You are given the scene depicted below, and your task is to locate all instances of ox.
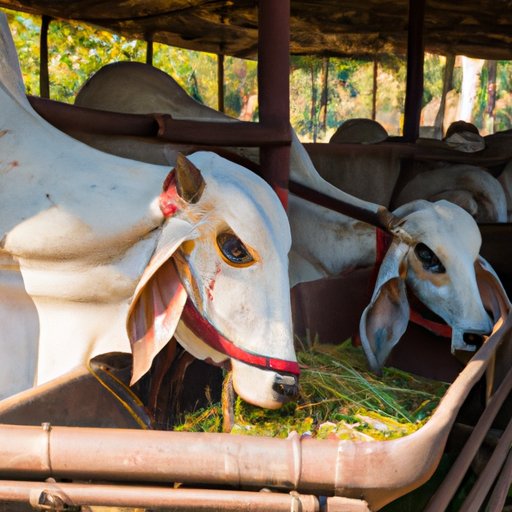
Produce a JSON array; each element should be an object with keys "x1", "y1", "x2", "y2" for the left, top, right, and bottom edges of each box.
[
  {"x1": 70, "y1": 61, "x2": 504, "y2": 373},
  {"x1": 0, "y1": 14, "x2": 298, "y2": 408},
  {"x1": 324, "y1": 118, "x2": 507, "y2": 223}
]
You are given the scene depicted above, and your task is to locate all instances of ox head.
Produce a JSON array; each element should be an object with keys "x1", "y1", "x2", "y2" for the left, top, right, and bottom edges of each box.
[
  {"x1": 359, "y1": 199, "x2": 502, "y2": 374},
  {"x1": 127, "y1": 151, "x2": 298, "y2": 409}
]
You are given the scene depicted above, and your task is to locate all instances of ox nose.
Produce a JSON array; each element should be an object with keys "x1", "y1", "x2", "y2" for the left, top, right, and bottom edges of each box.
[
  {"x1": 463, "y1": 332, "x2": 485, "y2": 349},
  {"x1": 272, "y1": 373, "x2": 299, "y2": 401}
]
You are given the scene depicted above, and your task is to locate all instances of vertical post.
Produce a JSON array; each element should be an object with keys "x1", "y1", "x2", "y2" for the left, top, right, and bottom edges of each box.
[
  {"x1": 39, "y1": 15, "x2": 51, "y2": 99},
  {"x1": 434, "y1": 54, "x2": 455, "y2": 137},
  {"x1": 403, "y1": 0, "x2": 425, "y2": 142},
  {"x1": 217, "y1": 54, "x2": 225, "y2": 113},
  {"x1": 146, "y1": 38, "x2": 153, "y2": 66},
  {"x1": 371, "y1": 59, "x2": 378, "y2": 121},
  {"x1": 310, "y1": 62, "x2": 317, "y2": 142},
  {"x1": 319, "y1": 57, "x2": 329, "y2": 135},
  {"x1": 258, "y1": 0, "x2": 291, "y2": 209},
  {"x1": 486, "y1": 60, "x2": 497, "y2": 134}
]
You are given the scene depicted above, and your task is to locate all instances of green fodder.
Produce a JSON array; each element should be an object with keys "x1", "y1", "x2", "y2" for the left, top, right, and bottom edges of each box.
[{"x1": 174, "y1": 340, "x2": 449, "y2": 441}]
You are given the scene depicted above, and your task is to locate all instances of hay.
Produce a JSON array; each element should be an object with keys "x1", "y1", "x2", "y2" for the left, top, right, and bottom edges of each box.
[{"x1": 174, "y1": 340, "x2": 448, "y2": 441}]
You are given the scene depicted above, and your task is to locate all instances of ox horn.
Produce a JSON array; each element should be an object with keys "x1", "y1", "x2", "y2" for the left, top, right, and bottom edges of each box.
[{"x1": 175, "y1": 153, "x2": 206, "y2": 204}]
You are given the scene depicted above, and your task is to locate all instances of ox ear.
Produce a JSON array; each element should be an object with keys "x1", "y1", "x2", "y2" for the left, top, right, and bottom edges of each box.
[
  {"x1": 175, "y1": 153, "x2": 205, "y2": 204},
  {"x1": 359, "y1": 241, "x2": 410, "y2": 374},
  {"x1": 475, "y1": 256, "x2": 511, "y2": 325},
  {"x1": 127, "y1": 218, "x2": 194, "y2": 385}
]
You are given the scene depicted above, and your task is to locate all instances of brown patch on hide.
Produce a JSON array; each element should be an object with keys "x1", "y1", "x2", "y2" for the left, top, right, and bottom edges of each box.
[
  {"x1": 0, "y1": 129, "x2": 9, "y2": 138},
  {"x1": 174, "y1": 250, "x2": 203, "y2": 311},
  {"x1": 385, "y1": 278, "x2": 403, "y2": 305},
  {"x1": 207, "y1": 262, "x2": 221, "y2": 302},
  {"x1": 180, "y1": 240, "x2": 195, "y2": 255},
  {"x1": 0, "y1": 160, "x2": 19, "y2": 174}
]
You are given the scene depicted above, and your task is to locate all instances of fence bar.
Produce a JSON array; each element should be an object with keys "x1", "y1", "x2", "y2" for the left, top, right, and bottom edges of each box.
[
  {"x1": 403, "y1": 0, "x2": 425, "y2": 141},
  {"x1": 258, "y1": 0, "x2": 291, "y2": 207},
  {"x1": 424, "y1": 364, "x2": 512, "y2": 511},
  {"x1": 39, "y1": 15, "x2": 51, "y2": 99}
]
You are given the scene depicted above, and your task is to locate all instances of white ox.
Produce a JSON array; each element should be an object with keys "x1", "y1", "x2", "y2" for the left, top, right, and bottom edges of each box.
[
  {"x1": 0, "y1": 14, "x2": 299, "y2": 408},
  {"x1": 322, "y1": 119, "x2": 507, "y2": 223},
  {"x1": 71, "y1": 61, "x2": 503, "y2": 373}
]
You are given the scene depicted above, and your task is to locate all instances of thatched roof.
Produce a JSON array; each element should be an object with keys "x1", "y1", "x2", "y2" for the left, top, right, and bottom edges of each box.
[{"x1": 1, "y1": 0, "x2": 511, "y2": 60}]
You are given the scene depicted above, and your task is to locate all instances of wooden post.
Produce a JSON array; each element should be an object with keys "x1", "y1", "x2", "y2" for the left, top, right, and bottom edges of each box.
[
  {"x1": 403, "y1": 0, "x2": 425, "y2": 142},
  {"x1": 258, "y1": 0, "x2": 291, "y2": 208},
  {"x1": 146, "y1": 38, "x2": 153, "y2": 66},
  {"x1": 310, "y1": 62, "x2": 317, "y2": 142},
  {"x1": 217, "y1": 54, "x2": 225, "y2": 113},
  {"x1": 39, "y1": 15, "x2": 51, "y2": 99},
  {"x1": 486, "y1": 60, "x2": 497, "y2": 134},
  {"x1": 371, "y1": 59, "x2": 378, "y2": 121},
  {"x1": 319, "y1": 57, "x2": 329, "y2": 135}
]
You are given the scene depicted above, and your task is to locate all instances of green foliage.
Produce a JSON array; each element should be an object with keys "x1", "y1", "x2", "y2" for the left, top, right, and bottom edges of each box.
[
  {"x1": 4, "y1": 8, "x2": 511, "y2": 137},
  {"x1": 5, "y1": 10, "x2": 40, "y2": 96},
  {"x1": 423, "y1": 53, "x2": 445, "y2": 106}
]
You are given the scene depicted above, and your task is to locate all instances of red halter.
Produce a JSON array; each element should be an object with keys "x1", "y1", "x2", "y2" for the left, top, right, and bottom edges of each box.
[{"x1": 181, "y1": 299, "x2": 300, "y2": 375}]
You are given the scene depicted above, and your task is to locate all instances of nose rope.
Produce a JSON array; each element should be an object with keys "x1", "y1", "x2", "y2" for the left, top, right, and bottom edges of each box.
[{"x1": 181, "y1": 298, "x2": 301, "y2": 376}]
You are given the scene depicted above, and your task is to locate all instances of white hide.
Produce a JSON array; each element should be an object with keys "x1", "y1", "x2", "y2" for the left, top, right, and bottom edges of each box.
[
  {"x1": 0, "y1": 15, "x2": 296, "y2": 409},
  {"x1": 360, "y1": 200, "x2": 493, "y2": 373},
  {"x1": 69, "y1": 61, "x2": 496, "y2": 370},
  {"x1": 72, "y1": 61, "x2": 384, "y2": 286},
  {"x1": 393, "y1": 164, "x2": 508, "y2": 223},
  {"x1": 498, "y1": 160, "x2": 512, "y2": 222},
  {"x1": 317, "y1": 119, "x2": 504, "y2": 222}
]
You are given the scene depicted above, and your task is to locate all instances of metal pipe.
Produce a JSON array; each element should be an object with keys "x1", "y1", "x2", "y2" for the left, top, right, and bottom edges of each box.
[
  {"x1": 0, "y1": 481, "x2": 322, "y2": 511},
  {"x1": 0, "y1": 480, "x2": 373, "y2": 511},
  {"x1": 217, "y1": 54, "x2": 225, "y2": 113},
  {"x1": 0, "y1": 317, "x2": 508, "y2": 511},
  {"x1": 146, "y1": 38, "x2": 153, "y2": 66},
  {"x1": 486, "y1": 447, "x2": 512, "y2": 512},
  {"x1": 39, "y1": 15, "x2": 51, "y2": 99},
  {"x1": 258, "y1": 0, "x2": 291, "y2": 208},
  {"x1": 28, "y1": 96, "x2": 291, "y2": 147},
  {"x1": 403, "y1": 0, "x2": 425, "y2": 141}
]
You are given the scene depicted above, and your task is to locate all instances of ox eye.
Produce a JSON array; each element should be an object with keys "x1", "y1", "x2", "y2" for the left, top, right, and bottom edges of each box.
[
  {"x1": 217, "y1": 232, "x2": 254, "y2": 266},
  {"x1": 414, "y1": 243, "x2": 446, "y2": 274}
]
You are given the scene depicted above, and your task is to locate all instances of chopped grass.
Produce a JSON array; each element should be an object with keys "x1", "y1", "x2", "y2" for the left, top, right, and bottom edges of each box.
[{"x1": 174, "y1": 340, "x2": 449, "y2": 441}]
